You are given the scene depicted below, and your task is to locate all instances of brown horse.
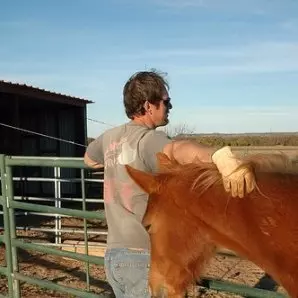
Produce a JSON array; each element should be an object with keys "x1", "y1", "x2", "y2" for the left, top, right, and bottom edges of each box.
[{"x1": 125, "y1": 152, "x2": 298, "y2": 298}]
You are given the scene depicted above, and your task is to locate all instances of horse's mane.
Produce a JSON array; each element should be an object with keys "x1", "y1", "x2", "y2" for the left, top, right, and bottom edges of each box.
[{"x1": 159, "y1": 153, "x2": 298, "y2": 196}]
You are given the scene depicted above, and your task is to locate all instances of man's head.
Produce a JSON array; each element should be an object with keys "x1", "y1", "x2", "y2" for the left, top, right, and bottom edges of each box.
[{"x1": 123, "y1": 70, "x2": 172, "y2": 128}]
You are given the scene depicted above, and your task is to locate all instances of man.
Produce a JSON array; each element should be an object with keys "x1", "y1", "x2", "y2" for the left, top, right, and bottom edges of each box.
[{"x1": 84, "y1": 70, "x2": 255, "y2": 297}]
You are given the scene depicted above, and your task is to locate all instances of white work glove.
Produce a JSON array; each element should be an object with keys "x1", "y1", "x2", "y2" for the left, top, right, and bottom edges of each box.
[{"x1": 212, "y1": 146, "x2": 255, "y2": 198}]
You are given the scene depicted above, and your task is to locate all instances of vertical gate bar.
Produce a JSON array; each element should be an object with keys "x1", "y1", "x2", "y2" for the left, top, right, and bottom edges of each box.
[
  {"x1": 57, "y1": 167, "x2": 62, "y2": 244},
  {"x1": 54, "y1": 167, "x2": 58, "y2": 245},
  {"x1": 5, "y1": 164, "x2": 21, "y2": 298},
  {"x1": 54, "y1": 167, "x2": 61, "y2": 245},
  {"x1": 81, "y1": 168, "x2": 90, "y2": 291},
  {"x1": 0, "y1": 155, "x2": 14, "y2": 298}
]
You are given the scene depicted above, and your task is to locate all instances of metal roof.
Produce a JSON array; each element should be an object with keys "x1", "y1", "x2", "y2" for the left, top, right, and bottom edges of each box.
[{"x1": 0, "y1": 80, "x2": 93, "y2": 107}]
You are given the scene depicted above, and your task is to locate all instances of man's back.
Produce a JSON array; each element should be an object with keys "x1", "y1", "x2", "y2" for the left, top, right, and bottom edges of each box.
[{"x1": 86, "y1": 121, "x2": 171, "y2": 249}]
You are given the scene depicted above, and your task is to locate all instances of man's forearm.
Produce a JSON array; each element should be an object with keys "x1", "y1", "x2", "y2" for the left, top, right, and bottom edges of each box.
[
  {"x1": 163, "y1": 140, "x2": 255, "y2": 198},
  {"x1": 163, "y1": 140, "x2": 218, "y2": 164}
]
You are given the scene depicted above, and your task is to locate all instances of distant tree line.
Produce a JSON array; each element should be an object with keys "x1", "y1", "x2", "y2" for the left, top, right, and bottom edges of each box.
[
  {"x1": 88, "y1": 134, "x2": 298, "y2": 147},
  {"x1": 175, "y1": 134, "x2": 298, "y2": 146}
]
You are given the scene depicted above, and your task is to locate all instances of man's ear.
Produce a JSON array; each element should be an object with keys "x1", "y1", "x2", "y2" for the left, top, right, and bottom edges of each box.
[
  {"x1": 143, "y1": 100, "x2": 151, "y2": 113},
  {"x1": 125, "y1": 165, "x2": 160, "y2": 194}
]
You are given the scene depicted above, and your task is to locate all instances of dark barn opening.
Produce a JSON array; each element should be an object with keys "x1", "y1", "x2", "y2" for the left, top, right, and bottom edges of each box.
[{"x1": 0, "y1": 80, "x2": 93, "y2": 198}]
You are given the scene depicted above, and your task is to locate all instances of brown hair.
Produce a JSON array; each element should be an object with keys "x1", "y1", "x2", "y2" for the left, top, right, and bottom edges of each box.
[{"x1": 123, "y1": 70, "x2": 169, "y2": 119}]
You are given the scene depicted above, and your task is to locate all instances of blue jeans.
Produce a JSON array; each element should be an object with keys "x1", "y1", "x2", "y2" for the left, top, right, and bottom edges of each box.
[{"x1": 104, "y1": 248, "x2": 151, "y2": 298}]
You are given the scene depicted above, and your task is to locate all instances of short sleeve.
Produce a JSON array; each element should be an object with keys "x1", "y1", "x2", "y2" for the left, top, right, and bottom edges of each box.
[
  {"x1": 139, "y1": 130, "x2": 172, "y2": 172},
  {"x1": 86, "y1": 134, "x2": 104, "y2": 164}
]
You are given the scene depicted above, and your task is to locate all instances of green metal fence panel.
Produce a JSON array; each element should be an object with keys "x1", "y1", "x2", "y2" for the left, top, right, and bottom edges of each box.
[
  {"x1": 0, "y1": 153, "x2": 290, "y2": 298},
  {"x1": 1, "y1": 154, "x2": 110, "y2": 297}
]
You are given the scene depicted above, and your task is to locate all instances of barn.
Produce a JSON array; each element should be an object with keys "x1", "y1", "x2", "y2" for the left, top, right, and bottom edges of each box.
[
  {"x1": 0, "y1": 80, "x2": 92, "y2": 157},
  {"x1": 0, "y1": 80, "x2": 93, "y2": 196}
]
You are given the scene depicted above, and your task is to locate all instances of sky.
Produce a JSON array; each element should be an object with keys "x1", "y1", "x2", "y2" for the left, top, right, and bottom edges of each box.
[{"x1": 1, "y1": 0, "x2": 298, "y2": 138}]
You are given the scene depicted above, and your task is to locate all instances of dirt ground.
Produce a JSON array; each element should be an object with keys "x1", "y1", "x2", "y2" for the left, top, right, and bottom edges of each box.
[{"x1": 0, "y1": 217, "x2": 287, "y2": 298}]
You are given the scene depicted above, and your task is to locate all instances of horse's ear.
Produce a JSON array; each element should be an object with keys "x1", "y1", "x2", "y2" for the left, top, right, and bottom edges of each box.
[
  {"x1": 125, "y1": 165, "x2": 160, "y2": 194},
  {"x1": 156, "y1": 152, "x2": 178, "y2": 171}
]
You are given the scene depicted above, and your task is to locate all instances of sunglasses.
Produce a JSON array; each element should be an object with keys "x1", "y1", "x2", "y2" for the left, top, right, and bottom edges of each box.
[{"x1": 162, "y1": 98, "x2": 171, "y2": 107}]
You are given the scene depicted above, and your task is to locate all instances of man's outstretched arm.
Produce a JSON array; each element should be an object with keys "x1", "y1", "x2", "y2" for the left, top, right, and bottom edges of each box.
[{"x1": 163, "y1": 140, "x2": 255, "y2": 198}]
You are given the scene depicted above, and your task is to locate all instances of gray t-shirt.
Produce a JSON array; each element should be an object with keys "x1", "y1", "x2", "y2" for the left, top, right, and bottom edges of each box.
[{"x1": 86, "y1": 121, "x2": 172, "y2": 249}]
